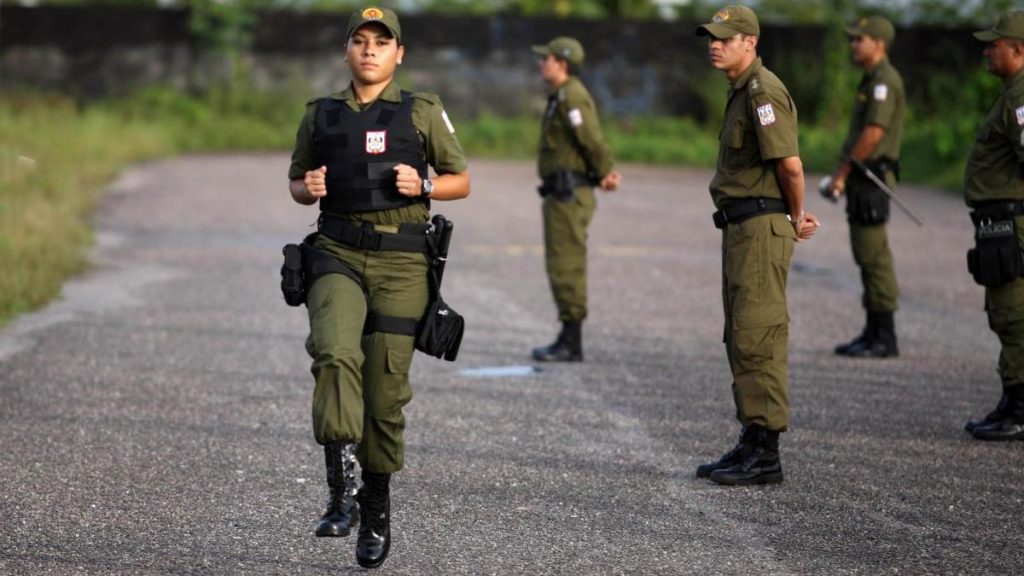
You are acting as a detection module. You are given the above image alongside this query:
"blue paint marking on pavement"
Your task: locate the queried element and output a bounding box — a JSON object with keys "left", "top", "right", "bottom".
{"left": 459, "top": 365, "right": 541, "bottom": 378}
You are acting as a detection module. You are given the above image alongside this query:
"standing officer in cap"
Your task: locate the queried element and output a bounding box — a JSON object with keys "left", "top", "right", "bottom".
{"left": 828, "top": 16, "right": 905, "bottom": 359}
{"left": 962, "top": 9, "right": 1024, "bottom": 441}
{"left": 694, "top": 5, "right": 819, "bottom": 485}
{"left": 287, "top": 6, "right": 470, "bottom": 567}
{"left": 530, "top": 36, "right": 622, "bottom": 362}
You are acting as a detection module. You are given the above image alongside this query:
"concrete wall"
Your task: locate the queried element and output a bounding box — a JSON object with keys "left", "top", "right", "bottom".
{"left": 0, "top": 6, "right": 982, "bottom": 121}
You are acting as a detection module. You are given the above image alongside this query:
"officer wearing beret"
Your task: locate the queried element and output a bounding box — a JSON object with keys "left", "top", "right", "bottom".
{"left": 530, "top": 37, "right": 622, "bottom": 362}
{"left": 287, "top": 7, "right": 470, "bottom": 567}
{"left": 828, "top": 16, "right": 905, "bottom": 359}
{"left": 962, "top": 9, "right": 1024, "bottom": 441}
{"left": 694, "top": 6, "right": 819, "bottom": 485}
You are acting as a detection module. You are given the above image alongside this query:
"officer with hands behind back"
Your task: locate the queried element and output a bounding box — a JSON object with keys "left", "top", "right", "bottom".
{"left": 694, "top": 5, "right": 819, "bottom": 486}
{"left": 827, "top": 16, "right": 905, "bottom": 359}
{"left": 962, "top": 9, "right": 1024, "bottom": 442}
{"left": 287, "top": 6, "right": 470, "bottom": 568}
{"left": 530, "top": 36, "right": 622, "bottom": 363}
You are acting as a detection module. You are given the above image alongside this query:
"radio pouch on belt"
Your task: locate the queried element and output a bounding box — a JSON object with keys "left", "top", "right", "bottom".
{"left": 967, "top": 212, "right": 1023, "bottom": 287}
{"left": 280, "top": 233, "right": 363, "bottom": 307}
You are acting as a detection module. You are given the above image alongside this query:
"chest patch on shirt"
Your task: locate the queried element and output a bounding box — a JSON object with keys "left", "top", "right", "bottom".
{"left": 756, "top": 103, "right": 776, "bottom": 126}
{"left": 365, "top": 130, "right": 387, "bottom": 155}
{"left": 1016, "top": 105, "right": 1024, "bottom": 126}
{"left": 568, "top": 108, "right": 584, "bottom": 127}
{"left": 441, "top": 110, "right": 456, "bottom": 134}
{"left": 873, "top": 84, "right": 888, "bottom": 101}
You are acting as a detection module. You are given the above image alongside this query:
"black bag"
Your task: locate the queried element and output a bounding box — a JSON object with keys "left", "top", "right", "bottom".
{"left": 281, "top": 243, "right": 306, "bottom": 306}
{"left": 846, "top": 179, "right": 890, "bottom": 225}
{"left": 415, "top": 280, "right": 465, "bottom": 362}
{"left": 967, "top": 214, "right": 1023, "bottom": 287}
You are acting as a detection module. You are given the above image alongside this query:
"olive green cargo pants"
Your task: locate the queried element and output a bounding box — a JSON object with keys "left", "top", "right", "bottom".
{"left": 985, "top": 216, "right": 1024, "bottom": 389}
{"left": 305, "top": 233, "right": 429, "bottom": 474}
{"left": 542, "top": 186, "right": 596, "bottom": 323}
{"left": 722, "top": 213, "right": 796, "bottom": 431}
{"left": 847, "top": 175, "right": 899, "bottom": 313}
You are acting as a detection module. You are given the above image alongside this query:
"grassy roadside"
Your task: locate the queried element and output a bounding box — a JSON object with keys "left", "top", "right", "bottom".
{"left": 0, "top": 88, "right": 971, "bottom": 328}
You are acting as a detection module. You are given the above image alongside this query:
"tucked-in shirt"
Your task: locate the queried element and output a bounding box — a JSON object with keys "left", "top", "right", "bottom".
{"left": 964, "top": 68, "right": 1024, "bottom": 206}
{"left": 840, "top": 57, "right": 905, "bottom": 161}
{"left": 537, "top": 75, "right": 614, "bottom": 180}
{"left": 709, "top": 58, "right": 800, "bottom": 209}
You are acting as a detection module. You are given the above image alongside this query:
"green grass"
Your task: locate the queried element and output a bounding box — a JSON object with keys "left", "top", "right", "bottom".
{"left": 0, "top": 86, "right": 976, "bottom": 328}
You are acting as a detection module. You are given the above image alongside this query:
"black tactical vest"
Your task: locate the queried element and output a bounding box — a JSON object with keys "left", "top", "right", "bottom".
{"left": 313, "top": 91, "right": 428, "bottom": 214}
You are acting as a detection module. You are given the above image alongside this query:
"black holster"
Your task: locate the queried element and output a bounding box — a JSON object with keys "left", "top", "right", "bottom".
{"left": 538, "top": 168, "right": 597, "bottom": 202}
{"left": 415, "top": 214, "right": 464, "bottom": 361}
{"left": 967, "top": 203, "right": 1024, "bottom": 287}
{"left": 846, "top": 159, "right": 898, "bottom": 225}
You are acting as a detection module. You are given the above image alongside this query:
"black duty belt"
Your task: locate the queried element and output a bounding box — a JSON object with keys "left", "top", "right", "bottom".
{"left": 970, "top": 200, "right": 1024, "bottom": 222}
{"left": 712, "top": 197, "right": 788, "bottom": 229}
{"left": 318, "top": 214, "right": 433, "bottom": 253}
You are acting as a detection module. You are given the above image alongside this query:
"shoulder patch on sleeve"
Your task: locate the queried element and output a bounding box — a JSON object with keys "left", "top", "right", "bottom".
{"left": 756, "top": 103, "right": 776, "bottom": 126}
{"left": 441, "top": 110, "right": 456, "bottom": 134}
{"left": 1016, "top": 105, "right": 1024, "bottom": 126}
{"left": 873, "top": 84, "right": 888, "bottom": 101}
{"left": 568, "top": 108, "right": 584, "bottom": 127}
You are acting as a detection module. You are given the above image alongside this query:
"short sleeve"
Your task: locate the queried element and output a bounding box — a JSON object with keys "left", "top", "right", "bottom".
{"left": 288, "top": 101, "right": 319, "bottom": 180}
{"left": 752, "top": 87, "right": 799, "bottom": 161}
{"left": 412, "top": 94, "right": 468, "bottom": 175}
{"left": 864, "top": 78, "right": 897, "bottom": 130}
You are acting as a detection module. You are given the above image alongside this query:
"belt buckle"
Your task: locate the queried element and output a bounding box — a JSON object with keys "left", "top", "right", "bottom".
{"left": 756, "top": 198, "right": 767, "bottom": 211}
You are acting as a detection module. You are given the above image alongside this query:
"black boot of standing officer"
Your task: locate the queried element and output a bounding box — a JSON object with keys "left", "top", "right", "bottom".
{"left": 356, "top": 471, "right": 392, "bottom": 568}
{"left": 970, "top": 387, "right": 1024, "bottom": 441}
{"left": 707, "top": 425, "right": 784, "bottom": 486}
{"left": 315, "top": 441, "right": 360, "bottom": 537}
{"left": 696, "top": 426, "right": 753, "bottom": 478}
{"left": 532, "top": 321, "right": 583, "bottom": 362}
{"left": 835, "top": 311, "right": 898, "bottom": 358}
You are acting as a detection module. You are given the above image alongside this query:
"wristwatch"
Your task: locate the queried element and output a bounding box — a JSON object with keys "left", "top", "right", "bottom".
{"left": 421, "top": 178, "right": 434, "bottom": 198}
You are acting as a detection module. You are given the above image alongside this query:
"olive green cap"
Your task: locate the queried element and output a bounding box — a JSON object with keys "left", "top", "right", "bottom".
{"left": 531, "top": 36, "right": 585, "bottom": 66}
{"left": 846, "top": 15, "right": 895, "bottom": 44}
{"left": 696, "top": 5, "right": 760, "bottom": 39}
{"left": 974, "top": 9, "right": 1024, "bottom": 42}
{"left": 346, "top": 6, "right": 401, "bottom": 43}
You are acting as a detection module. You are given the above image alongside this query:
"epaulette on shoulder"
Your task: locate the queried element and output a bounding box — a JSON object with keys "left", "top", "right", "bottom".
{"left": 410, "top": 92, "right": 442, "bottom": 106}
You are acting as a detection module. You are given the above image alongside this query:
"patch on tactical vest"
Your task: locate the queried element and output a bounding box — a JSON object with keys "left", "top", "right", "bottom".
{"left": 365, "top": 130, "right": 387, "bottom": 154}
{"left": 1016, "top": 105, "right": 1024, "bottom": 126}
{"left": 756, "top": 103, "right": 776, "bottom": 126}
{"left": 873, "top": 84, "right": 888, "bottom": 101}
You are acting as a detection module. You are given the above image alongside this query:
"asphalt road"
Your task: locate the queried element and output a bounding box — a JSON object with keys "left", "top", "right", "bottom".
{"left": 1, "top": 155, "right": 1021, "bottom": 575}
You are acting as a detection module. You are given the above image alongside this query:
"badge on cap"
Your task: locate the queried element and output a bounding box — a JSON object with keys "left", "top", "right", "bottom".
{"left": 568, "top": 108, "right": 583, "bottom": 127}
{"left": 362, "top": 7, "right": 383, "bottom": 20}
{"left": 1016, "top": 105, "right": 1024, "bottom": 126}
{"left": 873, "top": 84, "right": 888, "bottom": 102}
{"left": 757, "top": 103, "right": 776, "bottom": 126}
{"left": 713, "top": 8, "right": 731, "bottom": 22}
{"left": 366, "top": 130, "right": 387, "bottom": 155}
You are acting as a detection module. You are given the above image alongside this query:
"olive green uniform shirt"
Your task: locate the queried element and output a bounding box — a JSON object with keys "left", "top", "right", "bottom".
{"left": 289, "top": 81, "right": 468, "bottom": 199}
{"left": 840, "top": 57, "right": 905, "bottom": 161}
{"left": 537, "top": 76, "right": 614, "bottom": 179}
{"left": 710, "top": 58, "right": 799, "bottom": 209}
{"left": 964, "top": 68, "right": 1024, "bottom": 205}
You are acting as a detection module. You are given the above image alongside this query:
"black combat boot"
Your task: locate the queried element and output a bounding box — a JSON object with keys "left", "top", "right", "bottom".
{"left": 971, "top": 387, "right": 1024, "bottom": 441}
{"left": 356, "top": 471, "right": 391, "bottom": 569}
{"left": 696, "top": 427, "right": 753, "bottom": 478}
{"left": 965, "top": 390, "right": 1011, "bottom": 432}
{"left": 314, "top": 441, "right": 360, "bottom": 537}
{"left": 836, "top": 311, "right": 899, "bottom": 358}
{"left": 834, "top": 314, "right": 872, "bottom": 356}
{"left": 709, "top": 425, "right": 784, "bottom": 486}
{"left": 531, "top": 321, "right": 583, "bottom": 362}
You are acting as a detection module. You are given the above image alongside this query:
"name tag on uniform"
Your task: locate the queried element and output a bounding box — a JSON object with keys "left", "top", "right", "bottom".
{"left": 366, "top": 130, "right": 387, "bottom": 155}
{"left": 756, "top": 103, "right": 775, "bottom": 126}
{"left": 874, "top": 84, "right": 888, "bottom": 101}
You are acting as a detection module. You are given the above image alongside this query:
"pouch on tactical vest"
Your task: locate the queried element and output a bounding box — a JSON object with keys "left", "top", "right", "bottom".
{"left": 967, "top": 207, "right": 1024, "bottom": 287}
